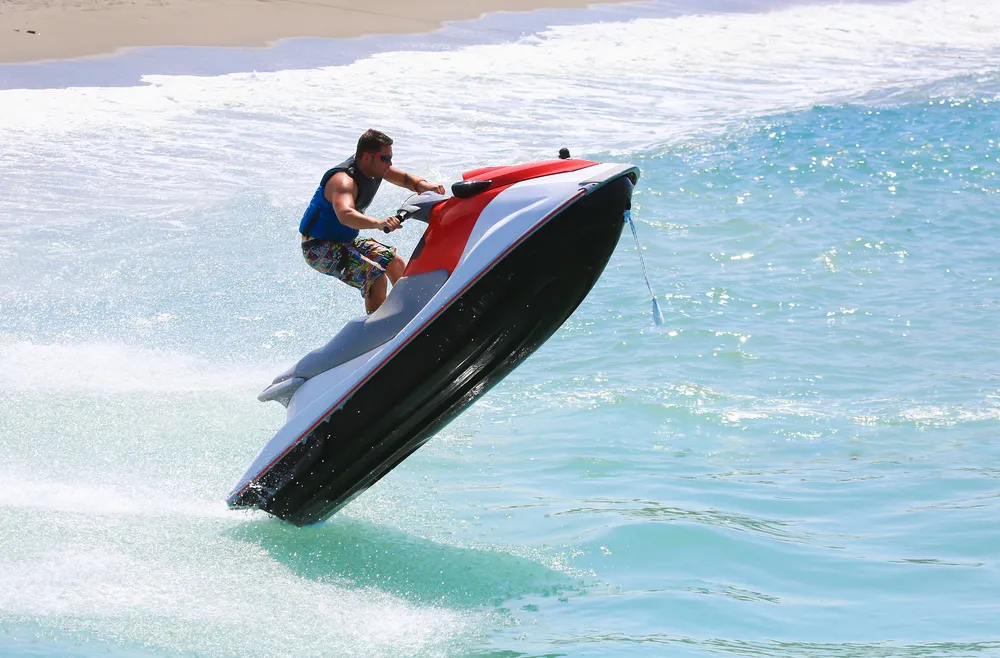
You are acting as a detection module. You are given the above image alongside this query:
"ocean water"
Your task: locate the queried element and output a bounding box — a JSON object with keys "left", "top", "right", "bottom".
{"left": 2, "top": 0, "right": 999, "bottom": 655}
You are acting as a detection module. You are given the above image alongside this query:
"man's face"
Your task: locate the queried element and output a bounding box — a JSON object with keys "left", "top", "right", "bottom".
{"left": 365, "top": 145, "right": 393, "bottom": 176}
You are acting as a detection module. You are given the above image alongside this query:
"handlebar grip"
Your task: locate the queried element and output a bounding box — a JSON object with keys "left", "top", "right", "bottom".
{"left": 382, "top": 212, "right": 407, "bottom": 233}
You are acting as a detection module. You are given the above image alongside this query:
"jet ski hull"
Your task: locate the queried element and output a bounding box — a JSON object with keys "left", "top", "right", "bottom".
{"left": 231, "top": 172, "right": 635, "bottom": 525}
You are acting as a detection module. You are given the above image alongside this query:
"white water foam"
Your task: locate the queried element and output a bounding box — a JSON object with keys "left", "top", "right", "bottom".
{"left": 0, "top": 338, "right": 275, "bottom": 393}
{"left": 0, "top": 470, "right": 231, "bottom": 517}
{"left": 0, "top": 544, "right": 478, "bottom": 657}
{"left": 1, "top": 0, "right": 998, "bottom": 226}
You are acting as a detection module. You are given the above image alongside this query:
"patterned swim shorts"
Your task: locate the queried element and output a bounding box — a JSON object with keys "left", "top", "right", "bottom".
{"left": 302, "top": 237, "right": 398, "bottom": 299}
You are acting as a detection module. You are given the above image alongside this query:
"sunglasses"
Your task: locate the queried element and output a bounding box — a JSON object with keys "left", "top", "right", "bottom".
{"left": 365, "top": 152, "right": 393, "bottom": 164}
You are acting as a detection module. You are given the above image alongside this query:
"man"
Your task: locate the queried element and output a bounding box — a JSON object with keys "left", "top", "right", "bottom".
{"left": 299, "top": 129, "right": 445, "bottom": 314}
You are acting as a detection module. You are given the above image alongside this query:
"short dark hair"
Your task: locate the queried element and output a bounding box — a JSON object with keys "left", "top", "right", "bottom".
{"left": 356, "top": 129, "right": 393, "bottom": 159}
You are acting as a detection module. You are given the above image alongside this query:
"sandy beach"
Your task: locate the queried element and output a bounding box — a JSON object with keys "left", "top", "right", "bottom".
{"left": 0, "top": 0, "right": 623, "bottom": 64}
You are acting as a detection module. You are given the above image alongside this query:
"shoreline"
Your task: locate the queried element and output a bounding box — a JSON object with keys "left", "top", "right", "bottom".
{"left": 0, "top": 0, "right": 634, "bottom": 65}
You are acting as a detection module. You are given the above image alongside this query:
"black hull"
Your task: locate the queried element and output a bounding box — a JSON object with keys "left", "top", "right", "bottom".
{"left": 234, "top": 175, "right": 634, "bottom": 525}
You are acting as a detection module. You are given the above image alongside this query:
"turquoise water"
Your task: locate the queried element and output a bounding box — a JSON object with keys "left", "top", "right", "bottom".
{"left": 2, "top": 0, "right": 1000, "bottom": 655}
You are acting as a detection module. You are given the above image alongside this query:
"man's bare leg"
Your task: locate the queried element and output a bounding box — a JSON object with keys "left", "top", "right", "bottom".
{"left": 365, "top": 276, "right": 388, "bottom": 314}
{"left": 365, "top": 256, "right": 407, "bottom": 314}
{"left": 386, "top": 255, "right": 406, "bottom": 285}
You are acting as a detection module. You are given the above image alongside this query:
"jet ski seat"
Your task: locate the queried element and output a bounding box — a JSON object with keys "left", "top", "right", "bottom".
{"left": 259, "top": 191, "right": 452, "bottom": 406}
{"left": 258, "top": 269, "right": 449, "bottom": 405}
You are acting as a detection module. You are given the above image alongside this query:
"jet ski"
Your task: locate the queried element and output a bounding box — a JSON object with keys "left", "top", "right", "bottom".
{"left": 227, "top": 154, "right": 640, "bottom": 525}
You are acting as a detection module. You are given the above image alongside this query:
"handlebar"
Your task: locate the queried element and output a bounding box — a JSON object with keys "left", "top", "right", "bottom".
{"left": 381, "top": 201, "right": 425, "bottom": 233}
{"left": 382, "top": 209, "right": 410, "bottom": 233}
{"left": 381, "top": 193, "right": 448, "bottom": 233}
{"left": 381, "top": 215, "right": 399, "bottom": 233}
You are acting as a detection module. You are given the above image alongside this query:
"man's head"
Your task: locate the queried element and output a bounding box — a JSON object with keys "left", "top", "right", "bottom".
{"left": 355, "top": 129, "right": 394, "bottom": 178}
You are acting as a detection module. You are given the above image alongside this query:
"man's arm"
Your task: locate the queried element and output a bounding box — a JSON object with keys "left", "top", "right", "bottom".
{"left": 326, "top": 172, "right": 400, "bottom": 232}
{"left": 385, "top": 166, "right": 446, "bottom": 195}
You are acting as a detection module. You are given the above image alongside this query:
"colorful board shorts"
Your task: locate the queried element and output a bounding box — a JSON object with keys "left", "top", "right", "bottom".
{"left": 302, "top": 237, "right": 398, "bottom": 299}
